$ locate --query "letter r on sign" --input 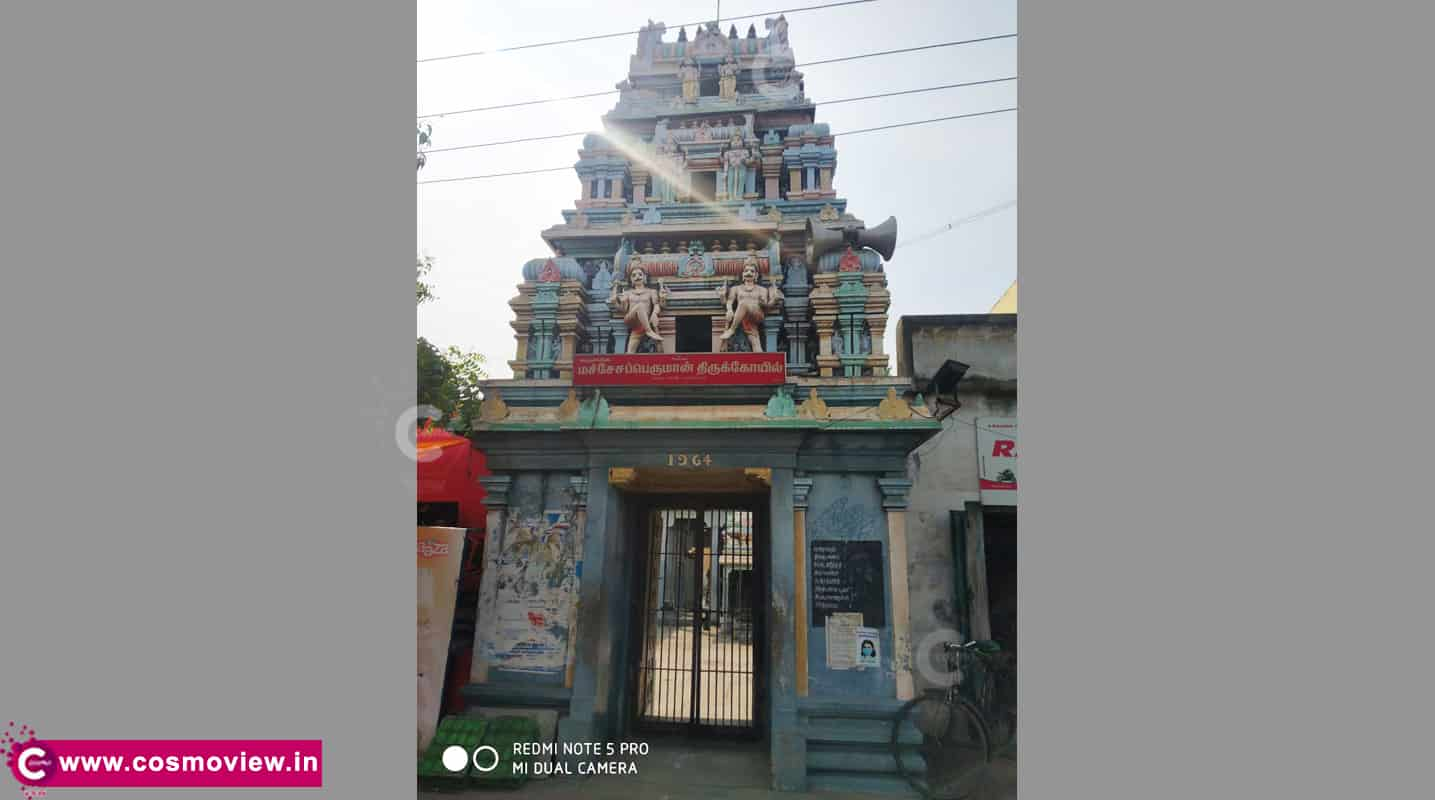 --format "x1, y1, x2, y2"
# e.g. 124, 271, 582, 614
992, 440, 1015, 457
